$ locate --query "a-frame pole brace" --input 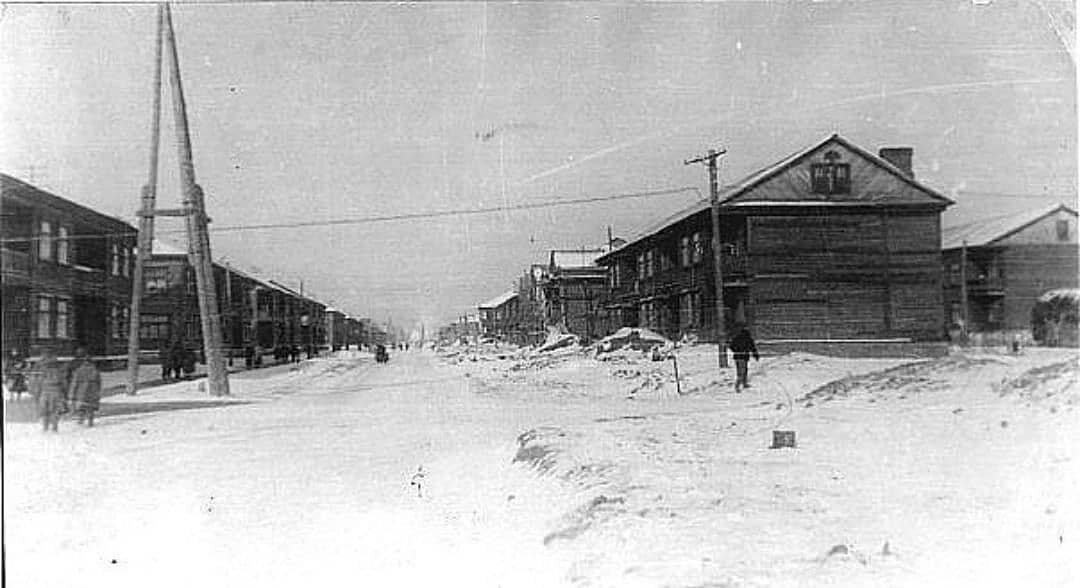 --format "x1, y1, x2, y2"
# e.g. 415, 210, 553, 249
125, 3, 165, 396
163, 3, 230, 396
